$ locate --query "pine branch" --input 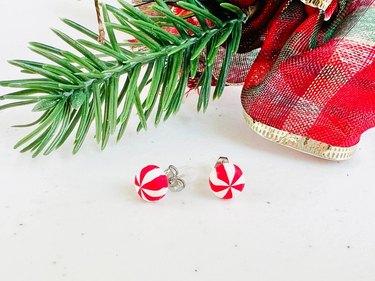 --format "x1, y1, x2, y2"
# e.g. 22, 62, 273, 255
0, 0, 247, 157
